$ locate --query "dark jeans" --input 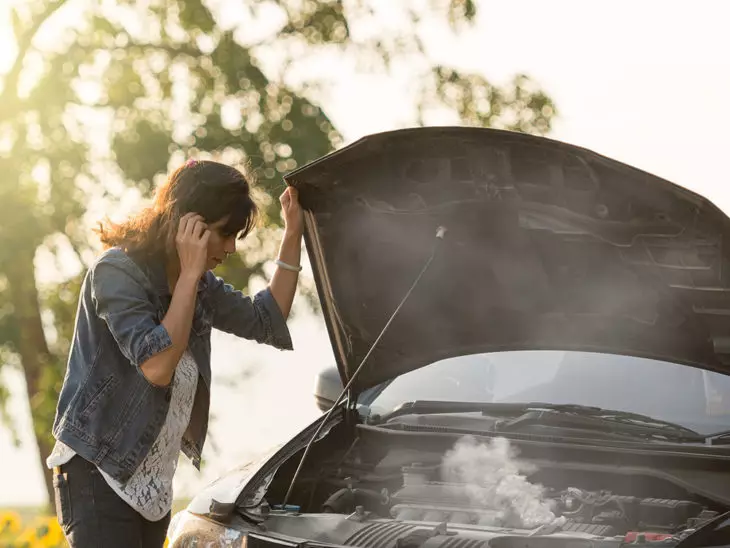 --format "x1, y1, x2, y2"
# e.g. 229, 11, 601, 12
54, 455, 171, 548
